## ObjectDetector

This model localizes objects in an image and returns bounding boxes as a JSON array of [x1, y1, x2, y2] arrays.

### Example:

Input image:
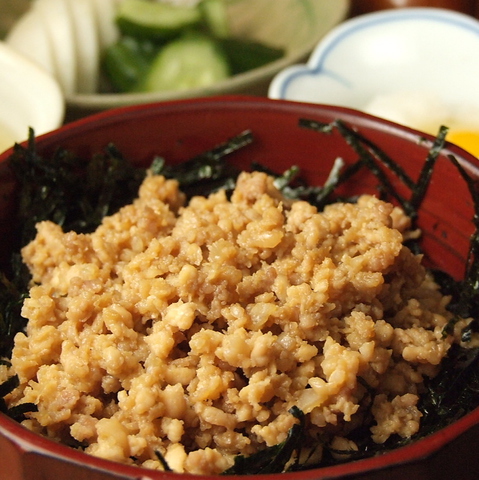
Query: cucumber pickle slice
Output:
[[116, 0, 202, 40], [138, 32, 230, 92]]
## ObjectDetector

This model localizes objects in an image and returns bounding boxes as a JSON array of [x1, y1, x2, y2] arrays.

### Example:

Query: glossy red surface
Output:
[[0, 96, 478, 479], [349, 0, 478, 17]]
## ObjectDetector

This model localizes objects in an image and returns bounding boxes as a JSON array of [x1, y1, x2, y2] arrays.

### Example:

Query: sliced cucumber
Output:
[[103, 36, 157, 92], [217, 38, 284, 75], [138, 32, 230, 92], [200, 0, 229, 38], [116, 0, 202, 40]]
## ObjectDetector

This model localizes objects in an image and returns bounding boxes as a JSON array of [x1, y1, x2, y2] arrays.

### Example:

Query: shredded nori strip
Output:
[[0, 374, 37, 422], [299, 118, 418, 218], [155, 450, 173, 472], [8, 132, 147, 246], [152, 130, 252, 192], [223, 407, 305, 475]]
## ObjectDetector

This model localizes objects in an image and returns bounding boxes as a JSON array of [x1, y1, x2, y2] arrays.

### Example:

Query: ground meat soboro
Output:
[[2, 171, 464, 474]]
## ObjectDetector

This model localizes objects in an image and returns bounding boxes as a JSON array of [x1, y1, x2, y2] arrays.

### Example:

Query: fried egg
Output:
[[365, 91, 479, 158]]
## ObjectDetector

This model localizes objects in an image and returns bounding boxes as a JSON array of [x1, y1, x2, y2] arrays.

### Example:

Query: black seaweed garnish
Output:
[[152, 130, 253, 197], [223, 407, 305, 475], [0, 374, 37, 422], [8, 130, 146, 246]]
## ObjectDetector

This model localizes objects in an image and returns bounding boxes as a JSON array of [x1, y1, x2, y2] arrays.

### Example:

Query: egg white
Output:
[[364, 91, 479, 157]]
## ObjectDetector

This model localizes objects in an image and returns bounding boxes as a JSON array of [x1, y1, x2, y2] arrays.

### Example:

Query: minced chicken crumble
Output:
[[0, 171, 470, 474]]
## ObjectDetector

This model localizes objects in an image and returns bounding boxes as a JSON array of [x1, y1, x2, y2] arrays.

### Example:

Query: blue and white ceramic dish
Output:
[[268, 8, 479, 114]]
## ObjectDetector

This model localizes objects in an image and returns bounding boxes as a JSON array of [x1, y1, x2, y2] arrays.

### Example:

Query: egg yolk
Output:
[[447, 130, 479, 158]]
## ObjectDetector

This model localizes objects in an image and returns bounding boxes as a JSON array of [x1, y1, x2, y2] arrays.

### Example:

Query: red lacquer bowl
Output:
[[0, 96, 478, 480]]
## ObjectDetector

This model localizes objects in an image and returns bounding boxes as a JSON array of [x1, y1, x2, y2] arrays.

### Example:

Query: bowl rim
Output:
[[268, 6, 479, 102], [1, 95, 479, 479], [1, 405, 479, 480]]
